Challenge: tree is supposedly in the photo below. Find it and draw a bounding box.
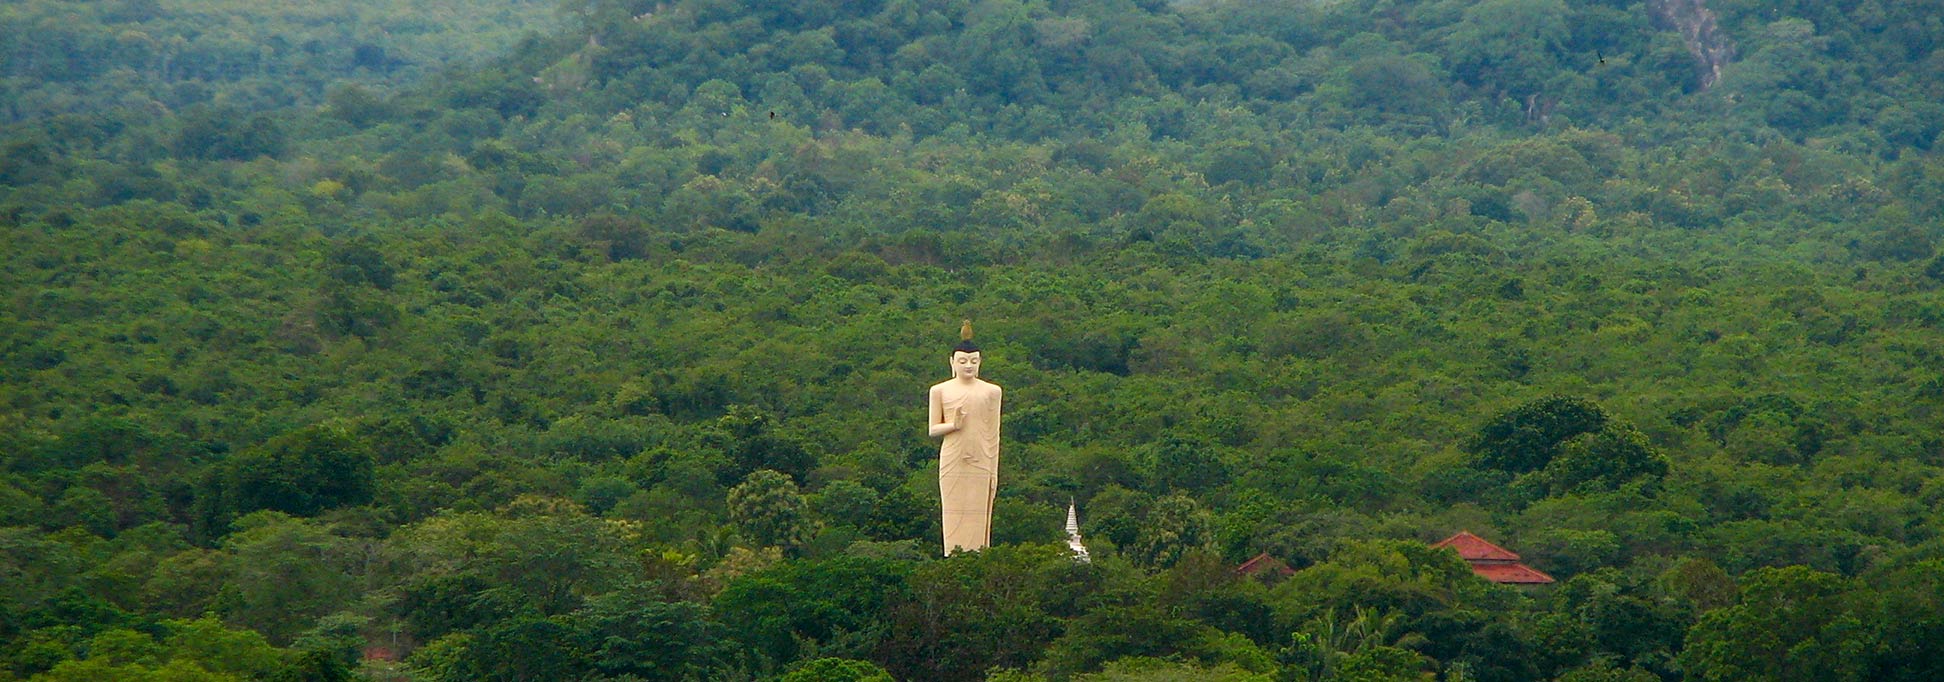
[1720,19,1847,132]
[1285,606,1418,681]
[778,657,895,682]
[210,424,375,521]
[162,616,288,679]
[1528,424,1669,496]
[1145,436,1229,495]
[1861,560,1944,681]
[1542,570,1686,670]
[728,469,814,552]
[1657,557,1737,613]
[1201,141,1273,187]
[23,416,183,475]
[486,504,636,615]
[1071,657,1274,681]
[317,282,401,339]
[213,513,356,644]
[1040,604,1271,679]
[574,213,656,262]
[396,573,504,641]
[173,106,287,160]
[325,239,395,290]
[811,480,880,530]
[879,544,1084,681]
[450,616,589,682]
[1708,395,1827,466]
[1336,645,1429,682]
[269,649,357,682]
[715,407,816,481]
[1678,566,1873,682]
[1470,396,1603,469]
[1130,495,1215,569]
[1442,0,1571,100]
[386,502,636,621]
[1556,659,1660,682]
[714,555,910,675]
[575,587,719,680]
[324,83,392,128]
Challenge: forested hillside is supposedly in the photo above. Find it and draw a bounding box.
[5,0,1944,680]
[0,0,559,121]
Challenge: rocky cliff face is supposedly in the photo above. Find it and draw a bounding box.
[1648,0,1735,90]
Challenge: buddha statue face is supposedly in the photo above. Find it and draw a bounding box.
[951,350,982,380]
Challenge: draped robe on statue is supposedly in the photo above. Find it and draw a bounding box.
[932,378,1001,554]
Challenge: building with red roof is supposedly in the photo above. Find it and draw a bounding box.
[1234,551,1297,579]
[1431,531,1555,585]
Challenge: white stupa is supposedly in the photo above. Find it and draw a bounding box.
[1065,500,1091,563]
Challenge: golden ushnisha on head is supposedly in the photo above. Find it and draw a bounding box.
[954,319,979,354]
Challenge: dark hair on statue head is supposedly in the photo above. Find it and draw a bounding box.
[951,319,980,356]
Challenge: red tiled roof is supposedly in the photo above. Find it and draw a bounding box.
[1235,552,1296,576]
[1431,531,1556,585]
[1432,531,1522,562]
[1469,561,1556,584]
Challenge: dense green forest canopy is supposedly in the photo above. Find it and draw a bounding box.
[4,0,1944,680]
[0,0,560,121]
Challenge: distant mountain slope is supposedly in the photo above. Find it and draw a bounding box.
[507,0,1941,146]
[6,3,1944,680]
[0,0,561,121]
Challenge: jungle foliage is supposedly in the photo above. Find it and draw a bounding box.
[5,0,1944,680]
